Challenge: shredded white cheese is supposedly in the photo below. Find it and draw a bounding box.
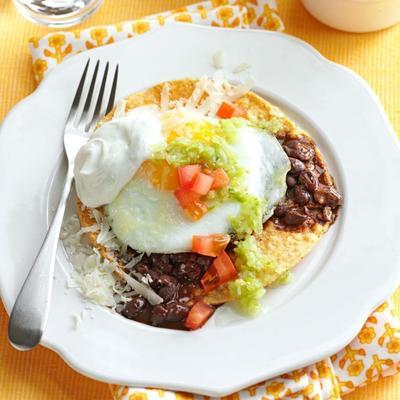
[124,253,144,269]
[185,75,208,110]
[117,269,163,306]
[229,77,256,100]
[72,312,82,330]
[233,63,251,74]
[78,225,98,234]
[61,213,163,309]
[160,83,170,111]
[89,209,121,251]
[185,73,254,117]
[61,215,118,307]
[212,50,225,69]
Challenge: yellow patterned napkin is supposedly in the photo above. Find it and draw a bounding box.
[112,300,400,400]
[28,0,283,83]
[27,1,400,399]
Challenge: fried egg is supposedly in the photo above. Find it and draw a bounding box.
[102,108,290,253]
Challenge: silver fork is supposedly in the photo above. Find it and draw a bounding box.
[8,59,119,350]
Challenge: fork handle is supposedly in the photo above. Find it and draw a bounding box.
[8,167,74,350]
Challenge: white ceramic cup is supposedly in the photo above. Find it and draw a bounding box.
[302,0,400,32]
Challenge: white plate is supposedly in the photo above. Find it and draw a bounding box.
[0,25,400,396]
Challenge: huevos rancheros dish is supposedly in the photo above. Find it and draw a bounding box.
[62,77,342,330]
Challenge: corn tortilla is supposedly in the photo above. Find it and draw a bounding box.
[76,79,331,305]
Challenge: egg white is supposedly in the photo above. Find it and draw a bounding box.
[106,176,240,253]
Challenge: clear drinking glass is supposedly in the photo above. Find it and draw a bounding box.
[13,0,104,27]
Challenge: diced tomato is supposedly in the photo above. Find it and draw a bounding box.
[174,188,201,208]
[174,165,228,221]
[184,300,214,330]
[174,188,208,221]
[200,251,238,292]
[213,251,238,283]
[216,102,245,119]
[205,168,230,189]
[178,164,201,189]
[216,102,236,119]
[184,201,208,221]
[187,172,214,195]
[192,234,230,257]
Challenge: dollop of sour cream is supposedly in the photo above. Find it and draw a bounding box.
[74,106,164,208]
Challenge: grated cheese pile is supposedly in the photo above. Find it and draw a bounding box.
[61,214,119,307]
[115,73,254,121]
[184,73,255,116]
[61,213,163,309]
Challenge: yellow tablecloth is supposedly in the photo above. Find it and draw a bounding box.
[0,1,399,399]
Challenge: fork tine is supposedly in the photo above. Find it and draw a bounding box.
[76,60,100,128]
[105,64,119,115]
[87,62,109,132]
[65,59,90,125]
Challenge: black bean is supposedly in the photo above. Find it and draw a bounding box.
[283,209,308,225]
[299,170,319,192]
[309,210,322,222]
[274,204,289,218]
[158,285,176,302]
[152,274,177,299]
[196,255,214,269]
[151,304,169,325]
[314,185,343,207]
[166,302,190,322]
[148,254,166,265]
[122,296,147,319]
[154,257,172,272]
[157,274,177,287]
[149,254,171,272]
[186,253,198,262]
[158,263,173,274]
[169,253,189,264]
[286,175,297,188]
[173,262,202,282]
[293,186,311,206]
[148,269,161,289]
[289,157,306,175]
[283,140,315,161]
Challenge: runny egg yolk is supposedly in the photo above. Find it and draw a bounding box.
[166,121,218,144]
[137,160,179,191]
